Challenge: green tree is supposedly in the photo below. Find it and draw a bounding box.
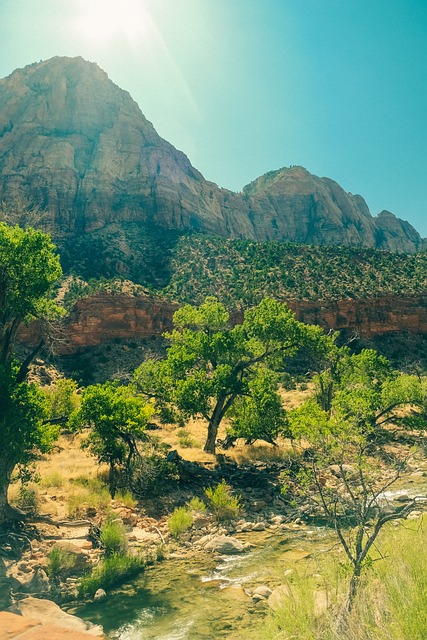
[314,349,426,432]
[0,223,62,523]
[287,351,427,616]
[70,382,153,496]
[135,297,327,454]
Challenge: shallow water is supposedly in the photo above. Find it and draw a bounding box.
[71,527,333,639]
[71,469,427,639]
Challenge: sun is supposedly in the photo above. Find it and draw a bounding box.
[76,0,149,44]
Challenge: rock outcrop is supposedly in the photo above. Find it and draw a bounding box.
[0,56,424,272]
[18,292,427,354]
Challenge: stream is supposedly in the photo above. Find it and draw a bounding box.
[70,526,335,639]
[70,472,427,639]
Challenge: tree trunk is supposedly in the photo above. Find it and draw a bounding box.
[204,416,221,454]
[203,396,228,455]
[346,564,362,612]
[0,461,15,526]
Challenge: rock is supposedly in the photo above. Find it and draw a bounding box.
[10,597,104,636]
[192,517,210,529]
[21,568,50,595]
[395,493,412,503]
[93,588,107,601]
[253,585,273,599]
[252,501,266,512]
[2,56,422,303]
[270,515,285,525]
[224,584,250,600]
[203,536,245,555]
[52,542,90,572]
[193,535,213,548]
[252,522,267,531]
[268,585,292,611]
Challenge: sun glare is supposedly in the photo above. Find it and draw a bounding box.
[76,0,149,44]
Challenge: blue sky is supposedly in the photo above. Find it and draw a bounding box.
[1,0,426,235]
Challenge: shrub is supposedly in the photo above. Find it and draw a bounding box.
[128,445,179,498]
[177,428,199,448]
[167,506,193,539]
[15,485,39,514]
[115,489,137,508]
[188,497,207,513]
[47,545,77,579]
[100,512,128,556]
[77,553,146,598]
[205,480,240,521]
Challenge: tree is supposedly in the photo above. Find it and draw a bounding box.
[286,351,427,616]
[135,297,327,454]
[70,382,153,496]
[313,348,426,433]
[0,223,63,523]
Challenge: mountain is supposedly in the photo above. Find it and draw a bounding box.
[0,56,424,280]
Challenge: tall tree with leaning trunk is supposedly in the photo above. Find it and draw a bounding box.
[135,296,327,454]
[0,222,62,524]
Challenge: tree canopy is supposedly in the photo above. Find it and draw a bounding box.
[135,297,327,454]
[70,382,154,496]
[0,223,62,523]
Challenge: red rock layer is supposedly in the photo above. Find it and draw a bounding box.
[18,293,427,355]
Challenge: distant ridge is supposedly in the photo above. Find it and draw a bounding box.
[0,56,424,281]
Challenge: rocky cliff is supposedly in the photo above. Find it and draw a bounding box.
[18,292,427,354]
[0,56,424,277]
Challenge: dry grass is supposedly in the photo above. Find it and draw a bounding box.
[7,386,312,517]
[8,433,110,519]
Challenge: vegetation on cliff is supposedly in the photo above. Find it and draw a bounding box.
[59,233,427,311]
[162,235,427,305]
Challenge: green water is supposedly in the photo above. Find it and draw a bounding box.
[71,527,333,639]
[71,471,427,639]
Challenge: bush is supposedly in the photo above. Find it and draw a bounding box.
[188,497,207,512]
[115,489,137,508]
[205,480,240,521]
[15,485,39,514]
[47,545,77,579]
[77,553,146,598]
[177,428,199,448]
[100,512,128,556]
[167,506,193,539]
[128,444,179,498]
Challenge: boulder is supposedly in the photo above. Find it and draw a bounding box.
[10,597,104,636]
[268,585,292,611]
[204,536,245,555]
[253,585,273,599]
[53,542,90,572]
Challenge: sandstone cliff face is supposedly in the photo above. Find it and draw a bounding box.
[0,57,424,258]
[18,293,427,354]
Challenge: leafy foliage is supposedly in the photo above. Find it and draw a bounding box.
[167,506,193,539]
[0,222,63,522]
[70,382,153,495]
[205,480,240,520]
[162,235,427,306]
[135,297,327,453]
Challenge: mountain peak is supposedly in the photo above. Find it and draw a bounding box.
[0,56,424,271]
